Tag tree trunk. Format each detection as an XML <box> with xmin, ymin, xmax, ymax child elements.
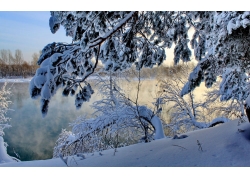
<box><xmin>245</xmin><ymin>105</ymin><xmax>250</xmax><ymax>123</ymax></box>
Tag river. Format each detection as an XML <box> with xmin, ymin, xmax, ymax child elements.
<box><xmin>1</xmin><ymin>78</ymin><xmax>207</xmax><ymax>161</ymax></box>
<box><xmin>1</xmin><ymin>79</ymin><xmax>162</xmax><ymax>161</ymax></box>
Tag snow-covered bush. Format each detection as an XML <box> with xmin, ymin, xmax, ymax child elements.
<box><xmin>204</xmin><ymin>79</ymin><xmax>247</xmax><ymax>123</ymax></box>
<box><xmin>158</xmin><ymin>64</ymin><xmax>235</xmax><ymax>135</ymax></box>
<box><xmin>53</xmin><ymin>72</ymin><xmax>164</xmax><ymax>157</ymax></box>
<box><xmin>0</xmin><ymin>83</ymin><xmax>19</xmax><ymax>163</ymax></box>
<box><xmin>0</xmin><ymin>83</ymin><xmax>11</xmax><ymax>136</ymax></box>
<box><xmin>158</xmin><ymin>63</ymin><xmax>210</xmax><ymax>135</ymax></box>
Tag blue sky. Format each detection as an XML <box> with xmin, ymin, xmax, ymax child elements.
<box><xmin>0</xmin><ymin>11</ymin><xmax>72</xmax><ymax>62</ymax></box>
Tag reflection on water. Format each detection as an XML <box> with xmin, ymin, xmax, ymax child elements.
<box><xmin>1</xmin><ymin>80</ymin><xmax>162</xmax><ymax>161</ymax></box>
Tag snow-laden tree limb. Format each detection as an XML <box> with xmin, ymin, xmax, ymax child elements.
<box><xmin>30</xmin><ymin>11</ymin><xmax>250</xmax><ymax>124</ymax></box>
<box><xmin>53</xmin><ymin>71</ymin><xmax>164</xmax><ymax>157</ymax></box>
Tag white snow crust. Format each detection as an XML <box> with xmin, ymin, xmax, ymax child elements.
<box><xmin>1</xmin><ymin>120</ymin><xmax>250</xmax><ymax>167</ymax></box>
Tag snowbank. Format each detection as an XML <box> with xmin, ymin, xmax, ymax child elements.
<box><xmin>1</xmin><ymin>120</ymin><xmax>250</xmax><ymax>167</ymax></box>
<box><xmin>0</xmin><ymin>136</ymin><xmax>16</xmax><ymax>164</ymax></box>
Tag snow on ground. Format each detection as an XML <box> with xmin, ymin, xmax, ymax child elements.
<box><xmin>0</xmin><ymin>136</ymin><xmax>16</xmax><ymax>163</ymax></box>
<box><xmin>1</xmin><ymin>119</ymin><xmax>250</xmax><ymax>167</ymax></box>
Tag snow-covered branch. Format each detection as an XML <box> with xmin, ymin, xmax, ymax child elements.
<box><xmin>53</xmin><ymin>70</ymin><xmax>164</xmax><ymax>157</ymax></box>
<box><xmin>158</xmin><ymin>63</ymin><xmax>209</xmax><ymax>134</ymax></box>
<box><xmin>30</xmin><ymin>11</ymin><xmax>250</xmax><ymax>124</ymax></box>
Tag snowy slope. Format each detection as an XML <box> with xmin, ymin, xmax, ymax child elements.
<box><xmin>1</xmin><ymin>119</ymin><xmax>250</xmax><ymax>167</ymax></box>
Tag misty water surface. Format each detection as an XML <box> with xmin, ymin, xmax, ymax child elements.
<box><xmin>1</xmin><ymin>80</ymin><xmax>161</xmax><ymax>161</ymax></box>
<box><xmin>1</xmin><ymin>78</ymin><xmax>206</xmax><ymax>161</ymax></box>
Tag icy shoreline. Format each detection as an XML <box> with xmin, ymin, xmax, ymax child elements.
<box><xmin>0</xmin><ymin>78</ymin><xmax>32</xmax><ymax>83</ymax></box>
<box><xmin>0</xmin><ymin>76</ymin><xmax>156</xmax><ymax>84</ymax></box>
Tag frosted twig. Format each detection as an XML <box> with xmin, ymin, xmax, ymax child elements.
<box><xmin>172</xmin><ymin>144</ymin><xmax>187</xmax><ymax>150</ymax></box>
<box><xmin>197</xmin><ymin>140</ymin><xmax>203</xmax><ymax>152</ymax></box>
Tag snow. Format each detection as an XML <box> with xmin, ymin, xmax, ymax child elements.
<box><xmin>0</xmin><ymin>136</ymin><xmax>16</xmax><ymax>163</ymax></box>
<box><xmin>1</xmin><ymin>119</ymin><xmax>250</xmax><ymax>167</ymax></box>
<box><xmin>151</xmin><ymin>116</ymin><xmax>165</xmax><ymax>139</ymax></box>
<box><xmin>209</xmin><ymin>117</ymin><xmax>230</xmax><ymax>127</ymax></box>
<box><xmin>227</xmin><ymin>15</ymin><xmax>250</xmax><ymax>34</ymax></box>
<box><xmin>83</xmin><ymin>11</ymin><xmax>135</xmax><ymax>52</ymax></box>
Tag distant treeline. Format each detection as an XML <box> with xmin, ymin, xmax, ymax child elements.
<box><xmin>0</xmin><ymin>48</ymin><xmax>196</xmax><ymax>79</ymax></box>
<box><xmin>0</xmin><ymin>49</ymin><xmax>39</xmax><ymax>78</ymax></box>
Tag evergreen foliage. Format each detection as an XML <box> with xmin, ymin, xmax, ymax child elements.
<box><xmin>29</xmin><ymin>11</ymin><xmax>250</xmax><ymax>121</ymax></box>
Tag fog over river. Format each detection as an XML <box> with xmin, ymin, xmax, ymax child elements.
<box><xmin>1</xmin><ymin>79</ymin><xmax>166</xmax><ymax>161</ymax></box>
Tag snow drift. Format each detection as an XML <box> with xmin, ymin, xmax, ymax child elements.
<box><xmin>1</xmin><ymin>119</ymin><xmax>250</xmax><ymax>167</ymax></box>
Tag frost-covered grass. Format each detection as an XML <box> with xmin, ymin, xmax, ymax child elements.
<box><xmin>1</xmin><ymin>119</ymin><xmax>250</xmax><ymax>167</ymax></box>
